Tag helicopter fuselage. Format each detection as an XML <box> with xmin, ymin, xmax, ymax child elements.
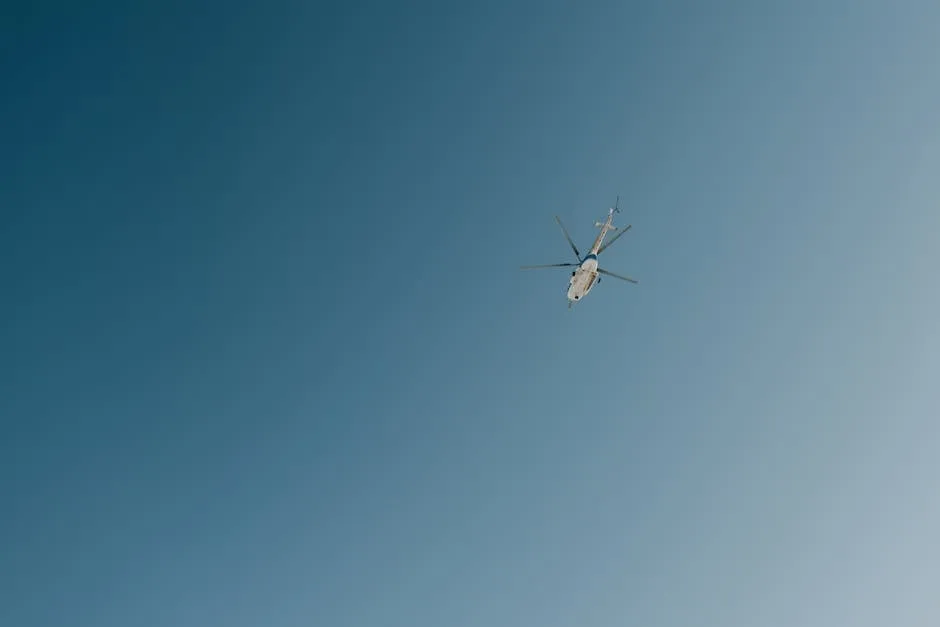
<box><xmin>567</xmin><ymin>254</ymin><xmax>599</xmax><ymax>303</ymax></box>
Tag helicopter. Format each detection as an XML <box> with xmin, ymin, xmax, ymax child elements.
<box><xmin>521</xmin><ymin>196</ymin><xmax>637</xmax><ymax>308</ymax></box>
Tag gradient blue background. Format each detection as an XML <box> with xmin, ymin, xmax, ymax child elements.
<box><xmin>3</xmin><ymin>2</ymin><xmax>939</xmax><ymax>625</ymax></box>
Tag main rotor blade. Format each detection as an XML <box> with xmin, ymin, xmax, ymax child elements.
<box><xmin>597</xmin><ymin>224</ymin><xmax>632</xmax><ymax>254</ymax></box>
<box><xmin>554</xmin><ymin>215</ymin><xmax>582</xmax><ymax>262</ymax></box>
<box><xmin>597</xmin><ymin>268</ymin><xmax>638</xmax><ymax>284</ymax></box>
<box><xmin>520</xmin><ymin>263</ymin><xmax>578</xmax><ymax>270</ymax></box>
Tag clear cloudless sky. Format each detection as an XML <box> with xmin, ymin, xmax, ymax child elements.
<box><xmin>3</xmin><ymin>1</ymin><xmax>939</xmax><ymax>626</ymax></box>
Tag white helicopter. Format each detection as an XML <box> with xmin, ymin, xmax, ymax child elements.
<box><xmin>521</xmin><ymin>196</ymin><xmax>637</xmax><ymax>308</ymax></box>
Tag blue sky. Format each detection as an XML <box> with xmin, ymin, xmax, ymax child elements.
<box><xmin>3</xmin><ymin>1</ymin><xmax>939</xmax><ymax>626</ymax></box>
